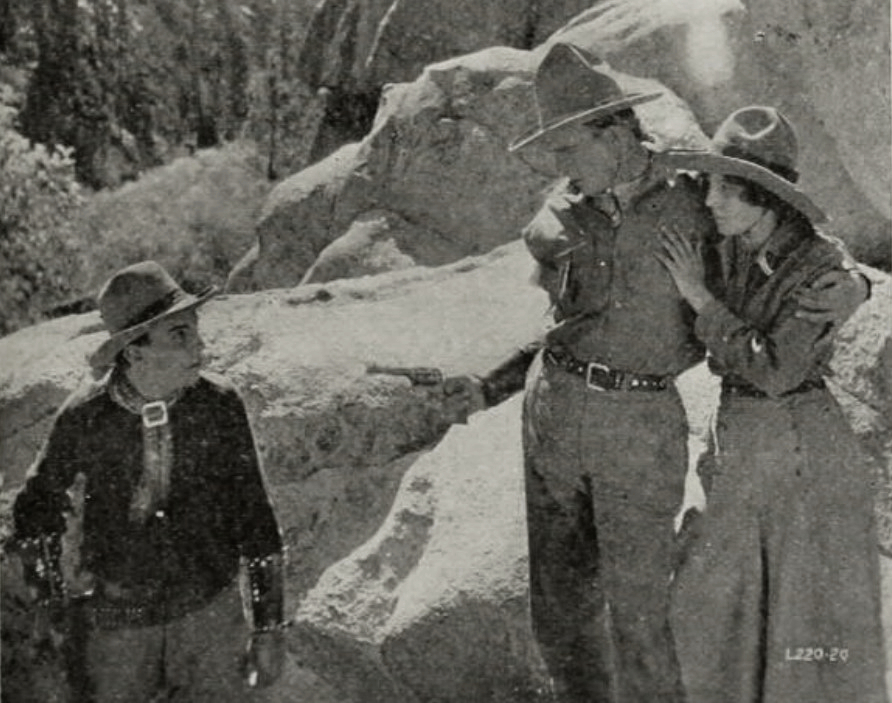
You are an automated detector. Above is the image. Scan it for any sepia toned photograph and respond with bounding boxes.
[1,1,890,701]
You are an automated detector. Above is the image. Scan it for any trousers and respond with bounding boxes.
[84,583,250,702]
[672,390,887,703]
[522,356,688,703]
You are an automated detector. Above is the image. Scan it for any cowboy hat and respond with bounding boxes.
[662,106,827,223]
[509,42,662,152]
[89,260,217,371]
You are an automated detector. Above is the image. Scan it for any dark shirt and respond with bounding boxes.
[524,165,720,376]
[697,219,857,396]
[13,373,282,609]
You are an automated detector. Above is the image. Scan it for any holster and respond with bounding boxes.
[14,533,66,605]
[243,551,285,633]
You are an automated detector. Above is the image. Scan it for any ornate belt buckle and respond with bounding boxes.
[141,401,168,428]
[585,362,611,391]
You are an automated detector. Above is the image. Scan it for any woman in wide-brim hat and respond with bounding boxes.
[657,106,886,703]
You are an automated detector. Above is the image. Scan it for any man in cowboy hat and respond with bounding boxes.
[10,260,287,701]
[505,41,716,703]
[442,44,869,703]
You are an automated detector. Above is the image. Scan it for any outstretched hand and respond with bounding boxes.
[441,375,488,425]
[655,226,714,313]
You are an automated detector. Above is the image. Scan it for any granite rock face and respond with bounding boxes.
[285,1,890,275]
[548,0,891,264]
[3,248,890,701]
[237,46,706,292]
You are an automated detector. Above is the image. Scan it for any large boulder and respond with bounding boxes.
[286,1,890,271]
[828,267,892,555]
[3,245,892,700]
[245,7,891,295]
[552,0,891,265]
[242,142,367,291]
[0,242,549,701]
[292,395,550,703]
[238,47,707,291]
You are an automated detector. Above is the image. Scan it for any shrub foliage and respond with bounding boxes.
[1,97,84,335]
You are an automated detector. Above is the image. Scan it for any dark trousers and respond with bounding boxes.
[523,358,687,703]
[84,584,249,703]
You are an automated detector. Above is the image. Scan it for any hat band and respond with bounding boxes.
[122,290,183,331]
[721,145,799,184]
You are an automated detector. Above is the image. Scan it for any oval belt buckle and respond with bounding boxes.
[141,401,168,428]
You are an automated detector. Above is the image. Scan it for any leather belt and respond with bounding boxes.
[85,593,213,630]
[83,582,222,630]
[721,377,825,398]
[544,348,671,392]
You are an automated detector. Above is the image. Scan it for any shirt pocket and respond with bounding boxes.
[556,244,611,318]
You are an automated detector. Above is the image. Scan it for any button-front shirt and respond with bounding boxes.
[524,163,720,376]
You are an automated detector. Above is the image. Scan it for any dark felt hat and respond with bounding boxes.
[662,106,827,223]
[509,42,662,152]
[89,261,216,370]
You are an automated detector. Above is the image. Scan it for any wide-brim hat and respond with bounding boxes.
[89,260,217,371]
[509,42,662,152]
[662,106,827,223]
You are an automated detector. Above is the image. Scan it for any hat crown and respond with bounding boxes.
[533,43,625,127]
[97,261,187,334]
[713,106,799,180]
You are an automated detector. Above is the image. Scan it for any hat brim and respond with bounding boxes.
[88,286,218,371]
[508,91,662,152]
[661,150,827,224]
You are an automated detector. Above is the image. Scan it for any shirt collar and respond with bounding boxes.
[754,219,809,276]
[584,153,661,226]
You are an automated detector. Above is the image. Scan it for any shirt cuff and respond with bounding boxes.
[694,298,740,349]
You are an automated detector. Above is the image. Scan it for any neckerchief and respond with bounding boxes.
[108,367,183,524]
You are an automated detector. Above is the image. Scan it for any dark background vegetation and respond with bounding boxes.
[0,0,321,335]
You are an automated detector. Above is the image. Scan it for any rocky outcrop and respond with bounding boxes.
[0,242,549,702]
[237,47,707,291]
[291,395,550,702]
[827,266,892,555]
[285,1,890,272]
[3,244,891,701]
[245,142,367,291]
[551,0,891,264]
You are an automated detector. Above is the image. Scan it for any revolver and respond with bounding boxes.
[365,364,444,386]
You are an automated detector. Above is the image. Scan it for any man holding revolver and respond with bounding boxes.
[439,44,867,702]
